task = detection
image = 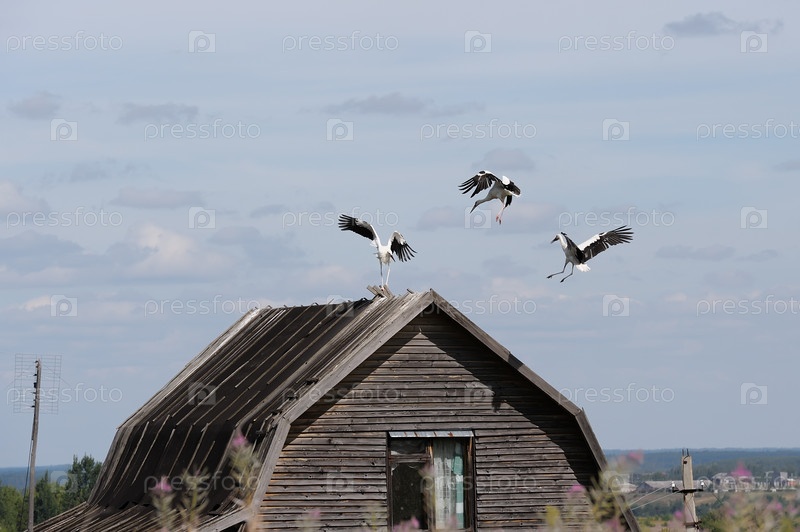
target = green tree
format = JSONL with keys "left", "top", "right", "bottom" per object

{"left": 33, "top": 472, "right": 65, "bottom": 524}
{"left": 0, "top": 485, "right": 23, "bottom": 532}
{"left": 62, "top": 455, "right": 102, "bottom": 509}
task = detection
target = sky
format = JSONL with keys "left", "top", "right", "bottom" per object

{"left": 1, "top": 1, "right": 799, "bottom": 468}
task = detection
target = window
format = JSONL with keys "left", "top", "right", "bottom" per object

{"left": 388, "top": 432, "right": 474, "bottom": 530}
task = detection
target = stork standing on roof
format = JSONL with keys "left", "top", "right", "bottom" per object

{"left": 338, "top": 214, "right": 416, "bottom": 288}
{"left": 547, "top": 225, "right": 634, "bottom": 282}
{"left": 459, "top": 170, "right": 521, "bottom": 224}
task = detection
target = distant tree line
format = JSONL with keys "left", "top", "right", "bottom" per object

{"left": 0, "top": 455, "right": 101, "bottom": 531}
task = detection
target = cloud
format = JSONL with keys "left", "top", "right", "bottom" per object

{"left": 473, "top": 148, "right": 536, "bottom": 172}
{"left": 323, "top": 92, "right": 483, "bottom": 117}
{"left": 111, "top": 187, "right": 204, "bottom": 209}
{"left": 0, "top": 181, "right": 50, "bottom": 216}
{"left": 416, "top": 206, "right": 464, "bottom": 231}
{"left": 69, "top": 159, "right": 143, "bottom": 182}
{"left": 250, "top": 204, "right": 286, "bottom": 218}
{"left": 773, "top": 159, "right": 800, "bottom": 172}
{"left": 0, "top": 231, "right": 85, "bottom": 274}
{"left": 8, "top": 91, "right": 61, "bottom": 120}
{"left": 656, "top": 245, "right": 735, "bottom": 261}
{"left": 739, "top": 249, "right": 778, "bottom": 262}
{"left": 116, "top": 223, "right": 233, "bottom": 280}
{"left": 664, "top": 12, "right": 783, "bottom": 37}
{"left": 703, "top": 270, "right": 755, "bottom": 290}
{"left": 117, "top": 103, "right": 198, "bottom": 124}
{"left": 209, "top": 226, "right": 304, "bottom": 264}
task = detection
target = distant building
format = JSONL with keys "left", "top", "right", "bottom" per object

{"left": 36, "top": 290, "right": 639, "bottom": 531}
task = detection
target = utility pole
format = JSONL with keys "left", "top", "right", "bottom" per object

{"left": 672, "top": 449, "right": 703, "bottom": 530}
{"left": 28, "top": 359, "right": 42, "bottom": 532}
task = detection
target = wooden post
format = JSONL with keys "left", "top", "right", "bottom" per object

{"left": 681, "top": 450, "right": 699, "bottom": 530}
{"left": 28, "top": 359, "right": 42, "bottom": 532}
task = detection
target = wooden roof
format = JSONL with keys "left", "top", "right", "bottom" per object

{"left": 36, "top": 289, "right": 639, "bottom": 531}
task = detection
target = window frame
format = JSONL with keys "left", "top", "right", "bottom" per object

{"left": 386, "top": 431, "right": 476, "bottom": 531}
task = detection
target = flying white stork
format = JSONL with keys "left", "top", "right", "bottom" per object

{"left": 458, "top": 170, "right": 521, "bottom": 224}
{"left": 547, "top": 225, "right": 634, "bottom": 282}
{"left": 338, "top": 214, "right": 416, "bottom": 287}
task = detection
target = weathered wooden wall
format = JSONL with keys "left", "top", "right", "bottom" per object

{"left": 260, "top": 313, "right": 596, "bottom": 530}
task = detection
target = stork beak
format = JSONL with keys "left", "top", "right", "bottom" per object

{"left": 550, "top": 236, "right": 558, "bottom": 243}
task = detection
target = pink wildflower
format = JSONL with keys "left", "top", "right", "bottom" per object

{"left": 231, "top": 429, "right": 249, "bottom": 450}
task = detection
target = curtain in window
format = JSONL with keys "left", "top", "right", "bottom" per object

{"left": 431, "top": 441, "right": 465, "bottom": 529}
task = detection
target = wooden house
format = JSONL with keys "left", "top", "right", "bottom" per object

{"left": 37, "top": 289, "right": 639, "bottom": 531}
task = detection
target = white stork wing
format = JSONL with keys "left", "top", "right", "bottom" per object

{"left": 503, "top": 177, "right": 521, "bottom": 196}
{"left": 389, "top": 231, "right": 416, "bottom": 262}
{"left": 578, "top": 225, "right": 634, "bottom": 262}
{"left": 458, "top": 170, "right": 499, "bottom": 197}
{"left": 338, "top": 214, "right": 378, "bottom": 245}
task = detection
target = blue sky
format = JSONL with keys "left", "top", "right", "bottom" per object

{"left": 1, "top": 1, "right": 798, "bottom": 467}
